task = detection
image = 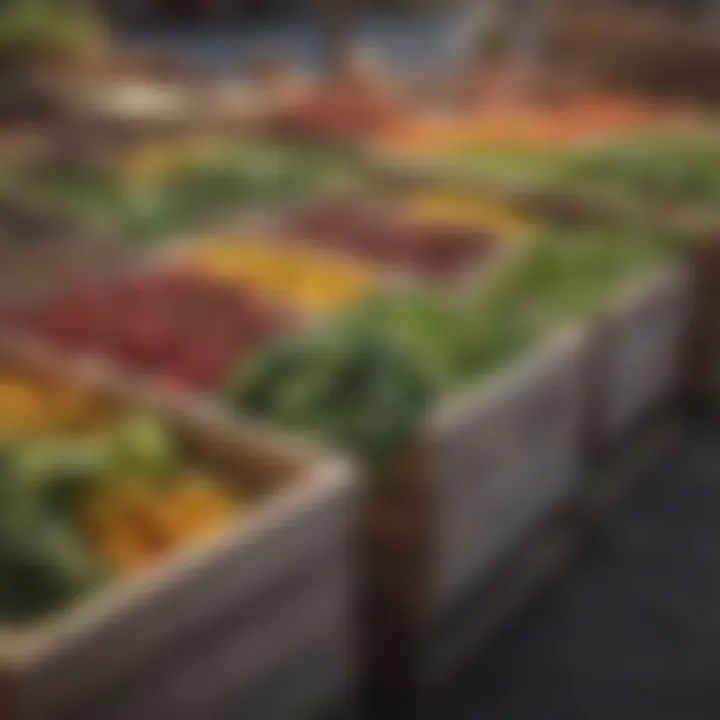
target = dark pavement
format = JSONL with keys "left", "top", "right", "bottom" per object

{"left": 445, "top": 416, "right": 720, "bottom": 720}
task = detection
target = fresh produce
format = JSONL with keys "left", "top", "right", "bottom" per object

{"left": 473, "top": 223, "right": 681, "bottom": 327}
{"left": 287, "top": 198, "right": 498, "bottom": 280}
{"left": 0, "top": 391, "right": 239, "bottom": 624}
{"left": 374, "top": 94, "right": 687, "bottom": 157}
{"left": 334, "top": 290, "right": 540, "bottom": 395}
{"left": 172, "top": 239, "right": 377, "bottom": 315}
{"left": 225, "top": 328, "right": 431, "bottom": 473}
{"left": 14, "top": 141, "right": 363, "bottom": 243}
{"left": 400, "top": 191, "right": 532, "bottom": 240}
{"left": 0, "top": 0, "right": 107, "bottom": 70}
{"left": 14, "top": 270, "right": 300, "bottom": 390}
{"left": 273, "top": 53, "right": 402, "bottom": 144}
{"left": 276, "top": 87, "right": 399, "bottom": 145}
{"left": 117, "top": 137, "right": 237, "bottom": 189}
{"left": 435, "top": 126, "right": 720, "bottom": 210}
{"left": 81, "top": 465, "right": 236, "bottom": 575}
{"left": 0, "top": 371, "right": 111, "bottom": 440}
{"left": 225, "top": 221, "right": 679, "bottom": 475}
{"left": 225, "top": 287, "right": 537, "bottom": 470}
{"left": 556, "top": 130, "right": 720, "bottom": 206}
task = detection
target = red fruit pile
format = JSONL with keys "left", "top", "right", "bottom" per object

{"left": 287, "top": 200, "right": 497, "bottom": 280}
{"left": 275, "top": 87, "right": 400, "bottom": 144}
{"left": 12, "top": 270, "right": 300, "bottom": 390}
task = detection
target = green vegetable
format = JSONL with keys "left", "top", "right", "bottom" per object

{"left": 480, "top": 224, "right": 679, "bottom": 325}
{"left": 563, "top": 131, "right": 720, "bottom": 205}
{"left": 226, "top": 217, "right": 676, "bottom": 487}
{"left": 0, "top": 518, "right": 108, "bottom": 624}
{"left": 0, "top": 440, "right": 111, "bottom": 623}
{"left": 450, "top": 126, "right": 720, "bottom": 210}
{"left": 335, "top": 290, "right": 539, "bottom": 393}
{"left": 226, "top": 328, "right": 431, "bottom": 473}
{"left": 106, "top": 415, "right": 178, "bottom": 481}
{"left": 0, "top": 416, "right": 179, "bottom": 624}
{"left": 13, "top": 143, "right": 365, "bottom": 243}
{"left": 0, "top": 0, "right": 105, "bottom": 69}
{"left": 12, "top": 436, "right": 113, "bottom": 517}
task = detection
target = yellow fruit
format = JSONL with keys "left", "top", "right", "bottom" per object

{"left": 0, "top": 378, "right": 58, "bottom": 439}
{"left": 83, "top": 483, "right": 153, "bottom": 535}
{"left": 97, "top": 528, "right": 155, "bottom": 574}
{"left": 403, "top": 192, "right": 531, "bottom": 241}
{"left": 83, "top": 470, "right": 239, "bottom": 573}
{"left": 175, "top": 239, "right": 376, "bottom": 314}
{"left": 0, "top": 372, "right": 116, "bottom": 440}
{"left": 49, "top": 386, "right": 100, "bottom": 432}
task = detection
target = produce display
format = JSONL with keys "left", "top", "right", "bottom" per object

{"left": 0, "top": 43, "right": 698, "bottom": 631}
{"left": 286, "top": 198, "right": 499, "bottom": 280}
{"left": 3, "top": 160, "right": 682, "bottom": 475}
{"left": 0, "top": 372, "right": 238, "bottom": 623}
{"left": 11, "top": 270, "right": 300, "bottom": 390}
{"left": 415, "top": 126, "right": 720, "bottom": 210}
{"left": 11, "top": 139, "right": 364, "bottom": 243}
{"left": 170, "top": 238, "right": 377, "bottom": 315}
{"left": 476, "top": 225, "right": 680, "bottom": 325}
{"left": 549, "top": 130, "right": 720, "bottom": 206}
{"left": 225, "top": 222, "right": 680, "bottom": 471}
{"left": 373, "top": 94, "right": 689, "bottom": 157}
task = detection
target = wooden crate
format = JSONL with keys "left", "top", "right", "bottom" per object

{"left": 422, "top": 407, "right": 683, "bottom": 695}
{"left": 363, "top": 172, "right": 695, "bottom": 440}
{"left": 368, "top": 329, "right": 587, "bottom": 692}
{"left": 420, "top": 259, "right": 692, "bottom": 688}
{"left": 0, "top": 343, "right": 357, "bottom": 720}
{"left": 368, "top": 321, "right": 687, "bottom": 700}
{"left": 590, "top": 262, "right": 691, "bottom": 448}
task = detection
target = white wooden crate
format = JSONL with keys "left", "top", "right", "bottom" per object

{"left": 367, "top": 330, "right": 587, "bottom": 694}
{"left": 83, "top": 556, "right": 353, "bottom": 720}
{"left": 598, "top": 262, "right": 690, "bottom": 442}
{"left": 0, "top": 342, "right": 357, "bottom": 720}
{"left": 428, "top": 329, "right": 586, "bottom": 613}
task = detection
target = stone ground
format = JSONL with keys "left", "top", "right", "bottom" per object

{"left": 440, "top": 414, "right": 720, "bottom": 720}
